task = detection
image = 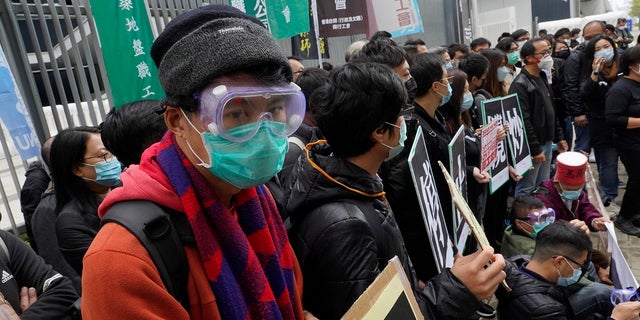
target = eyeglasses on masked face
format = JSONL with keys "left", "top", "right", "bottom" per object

{"left": 195, "top": 83, "right": 306, "bottom": 142}
{"left": 552, "top": 253, "right": 590, "bottom": 279}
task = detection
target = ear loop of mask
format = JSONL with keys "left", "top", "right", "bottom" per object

{"left": 180, "top": 108, "right": 213, "bottom": 168}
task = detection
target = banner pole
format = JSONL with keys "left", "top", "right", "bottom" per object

{"left": 311, "top": 0, "right": 322, "bottom": 66}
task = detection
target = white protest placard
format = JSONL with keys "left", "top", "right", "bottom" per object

{"left": 408, "top": 127, "right": 454, "bottom": 272}
{"left": 605, "top": 222, "right": 639, "bottom": 290}
{"left": 448, "top": 126, "right": 470, "bottom": 252}
{"left": 501, "top": 94, "right": 532, "bottom": 176}
{"left": 481, "top": 97, "right": 510, "bottom": 194}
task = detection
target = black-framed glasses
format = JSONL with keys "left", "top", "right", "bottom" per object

{"left": 83, "top": 151, "right": 114, "bottom": 163}
{"left": 553, "top": 254, "right": 589, "bottom": 277}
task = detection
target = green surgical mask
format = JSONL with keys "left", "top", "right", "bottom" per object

{"left": 508, "top": 51, "right": 520, "bottom": 65}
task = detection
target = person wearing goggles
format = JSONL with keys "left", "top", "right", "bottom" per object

{"left": 82, "top": 5, "right": 309, "bottom": 320}
{"left": 533, "top": 151, "right": 609, "bottom": 233}
{"left": 497, "top": 221, "right": 614, "bottom": 319}
{"left": 502, "top": 196, "right": 553, "bottom": 258}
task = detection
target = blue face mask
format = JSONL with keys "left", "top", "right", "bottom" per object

{"left": 508, "top": 51, "right": 520, "bottom": 65}
{"left": 594, "top": 47, "right": 614, "bottom": 63}
{"left": 183, "top": 110, "right": 288, "bottom": 189}
{"left": 559, "top": 182, "right": 582, "bottom": 201}
{"left": 556, "top": 258, "right": 583, "bottom": 287}
{"left": 531, "top": 221, "right": 550, "bottom": 239}
{"left": 382, "top": 120, "right": 407, "bottom": 160}
{"left": 82, "top": 157, "right": 122, "bottom": 187}
{"left": 437, "top": 82, "right": 453, "bottom": 106}
{"left": 497, "top": 66, "right": 510, "bottom": 82}
{"left": 461, "top": 92, "right": 473, "bottom": 111}
{"left": 445, "top": 61, "right": 453, "bottom": 70}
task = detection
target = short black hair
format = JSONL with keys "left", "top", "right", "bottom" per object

{"left": 519, "top": 39, "right": 546, "bottom": 59}
{"left": 295, "top": 67, "right": 330, "bottom": 115}
{"left": 311, "top": 63, "right": 405, "bottom": 158}
{"left": 447, "top": 43, "right": 468, "bottom": 61}
{"left": 496, "top": 37, "right": 516, "bottom": 53}
{"left": 411, "top": 53, "right": 445, "bottom": 97}
{"left": 370, "top": 30, "right": 393, "bottom": 42}
{"left": 554, "top": 28, "right": 570, "bottom": 40}
{"left": 571, "top": 28, "right": 581, "bottom": 36}
{"left": 510, "top": 195, "right": 545, "bottom": 224}
{"left": 618, "top": 17, "right": 628, "bottom": 23}
{"left": 511, "top": 29, "right": 530, "bottom": 41}
{"left": 457, "top": 53, "right": 490, "bottom": 81}
{"left": 532, "top": 220, "right": 592, "bottom": 262}
{"left": 498, "top": 32, "right": 511, "bottom": 42}
{"left": 470, "top": 37, "right": 492, "bottom": 50}
{"left": 320, "top": 62, "right": 333, "bottom": 71}
{"left": 538, "top": 29, "right": 547, "bottom": 35}
{"left": 354, "top": 39, "right": 407, "bottom": 69}
{"left": 101, "top": 100, "right": 166, "bottom": 167}
{"left": 620, "top": 45, "right": 640, "bottom": 75}
{"left": 606, "top": 24, "right": 616, "bottom": 32}
{"left": 404, "top": 38, "right": 426, "bottom": 46}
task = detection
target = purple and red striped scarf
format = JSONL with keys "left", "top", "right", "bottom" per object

{"left": 155, "top": 132, "right": 296, "bottom": 319}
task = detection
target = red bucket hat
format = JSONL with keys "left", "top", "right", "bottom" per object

{"left": 555, "top": 151, "right": 587, "bottom": 186}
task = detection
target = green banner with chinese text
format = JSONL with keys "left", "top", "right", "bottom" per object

{"left": 229, "top": 0, "right": 309, "bottom": 39}
{"left": 89, "top": 0, "right": 164, "bottom": 108}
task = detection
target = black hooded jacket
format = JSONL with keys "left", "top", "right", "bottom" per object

{"left": 284, "top": 141, "right": 481, "bottom": 320}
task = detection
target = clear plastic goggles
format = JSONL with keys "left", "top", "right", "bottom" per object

{"left": 611, "top": 288, "right": 640, "bottom": 306}
{"left": 196, "top": 83, "right": 306, "bottom": 142}
{"left": 527, "top": 208, "right": 556, "bottom": 225}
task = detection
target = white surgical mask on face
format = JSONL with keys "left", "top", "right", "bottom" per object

{"left": 537, "top": 55, "right": 554, "bottom": 70}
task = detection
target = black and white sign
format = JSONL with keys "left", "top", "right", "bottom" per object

{"left": 408, "top": 127, "right": 454, "bottom": 272}
{"left": 481, "top": 98, "right": 510, "bottom": 194}
{"left": 448, "top": 126, "right": 469, "bottom": 252}
{"left": 501, "top": 94, "right": 532, "bottom": 176}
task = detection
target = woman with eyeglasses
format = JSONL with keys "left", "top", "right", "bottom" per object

{"left": 50, "top": 126, "right": 122, "bottom": 276}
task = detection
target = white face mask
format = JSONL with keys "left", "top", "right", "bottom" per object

{"left": 635, "top": 64, "right": 640, "bottom": 76}
{"left": 537, "top": 55, "right": 554, "bottom": 70}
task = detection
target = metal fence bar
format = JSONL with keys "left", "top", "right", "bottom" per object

{"left": 32, "top": 0, "right": 75, "bottom": 128}
{"left": 79, "top": 0, "right": 112, "bottom": 117}
{"left": 58, "top": 1, "right": 100, "bottom": 125}
{"left": 16, "top": 1, "right": 66, "bottom": 131}
{"left": 45, "top": 0, "right": 88, "bottom": 126}
{"left": 0, "top": 122, "right": 22, "bottom": 236}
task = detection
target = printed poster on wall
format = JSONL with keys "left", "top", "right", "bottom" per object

{"left": 448, "top": 126, "right": 469, "bottom": 252}
{"left": 408, "top": 127, "right": 454, "bottom": 272}
{"left": 481, "top": 98, "right": 510, "bottom": 194}
{"left": 317, "top": 0, "right": 370, "bottom": 38}
{"left": 368, "top": 0, "right": 423, "bottom": 38}
{"left": 501, "top": 94, "right": 532, "bottom": 176}
{"left": 0, "top": 45, "right": 40, "bottom": 160}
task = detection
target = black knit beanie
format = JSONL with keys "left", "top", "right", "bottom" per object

{"left": 150, "top": 4, "right": 292, "bottom": 102}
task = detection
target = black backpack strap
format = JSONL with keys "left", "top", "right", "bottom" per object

{"left": 101, "top": 200, "right": 189, "bottom": 311}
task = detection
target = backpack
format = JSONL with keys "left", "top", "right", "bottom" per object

{"left": 100, "top": 201, "right": 189, "bottom": 311}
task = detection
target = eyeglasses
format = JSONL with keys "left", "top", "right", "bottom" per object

{"left": 83, "top": 151, "right": 114, "bottom": 163}
{"left": 552, "top": 254, "right": 589, "bottom": 278}
{"left": 534, "top": 50, "right": 552, "bottom": 58}
{"left": 438, "top": 76, "right": 454, "bottom": 85}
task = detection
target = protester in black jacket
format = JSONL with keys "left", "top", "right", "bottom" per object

{"left": 563, "top": 21, "right": 606, "bottom": 154}
{"left": 286, "top": 63, "right": 506, "bottom": 320}
{"left": 19, "top": 160, "right": 50, "bottom": 253}
{"left": 0, "top": 229, "right": 78, "bottom": 319}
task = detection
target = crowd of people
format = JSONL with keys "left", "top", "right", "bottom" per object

{"left": 8, "top": 4, "right": 640, "bottom": 319}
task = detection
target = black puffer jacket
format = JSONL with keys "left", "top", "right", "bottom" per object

{"left": 285, "top": 141, "right": 481, "bottom": 320}
{"left": 496, "top": 256, "right": 573, "bottom": 319}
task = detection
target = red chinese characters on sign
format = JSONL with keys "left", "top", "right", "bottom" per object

{"left": 395, "top": 0, "right": 412, "bottom": 27}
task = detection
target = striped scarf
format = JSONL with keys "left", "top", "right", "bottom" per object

{"left": 155, "top": 132, "right": 296, "bottom": 319}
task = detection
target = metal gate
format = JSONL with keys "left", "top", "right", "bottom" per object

{"left": 0, "top": 0, "right": 211, "bottom": 234}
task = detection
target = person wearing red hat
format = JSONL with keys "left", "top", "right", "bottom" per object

{"left": 532, "top": 152, "right": 608, "bottom": 232}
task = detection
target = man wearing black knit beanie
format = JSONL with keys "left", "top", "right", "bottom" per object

{"left": 81, "top": 4, "right": 310, "bottom": 319}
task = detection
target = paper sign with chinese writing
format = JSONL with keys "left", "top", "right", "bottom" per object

{"left": 230, "top": 0, "right": 310, "bottom": 39}
{"left": 291, "top": 3, "right": 330, "bottom": 60}
{"left": 481, "top": 98, "right": 510, "bottom": 194}
{"left": 408, "top": 127, "right": 454, "bottom": 273}
{"left": 501, "top": 94, "right": 532, "bottom": 176}
{"left": 480, "top": 119, "right": 499, "bottom": 173}
{"left": 89, "top": 0, "right": 164, "bottom": 108}
{"left": 0, "top": 45, "right": 40, "bottom": 160}
{"left": 342, "top": 257, "right": 423, "bottom": 320}
{"left": 317, "top": 0, "right": 370, "bottom": 38}
{"left": 368, "top": 0, "right": 423, "bottom": 38}
{"left": 605, "top": 222, "right": 639, "bottom": 289}
{"left": 448, "top": 126, "right": 469, "bottom": 252}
